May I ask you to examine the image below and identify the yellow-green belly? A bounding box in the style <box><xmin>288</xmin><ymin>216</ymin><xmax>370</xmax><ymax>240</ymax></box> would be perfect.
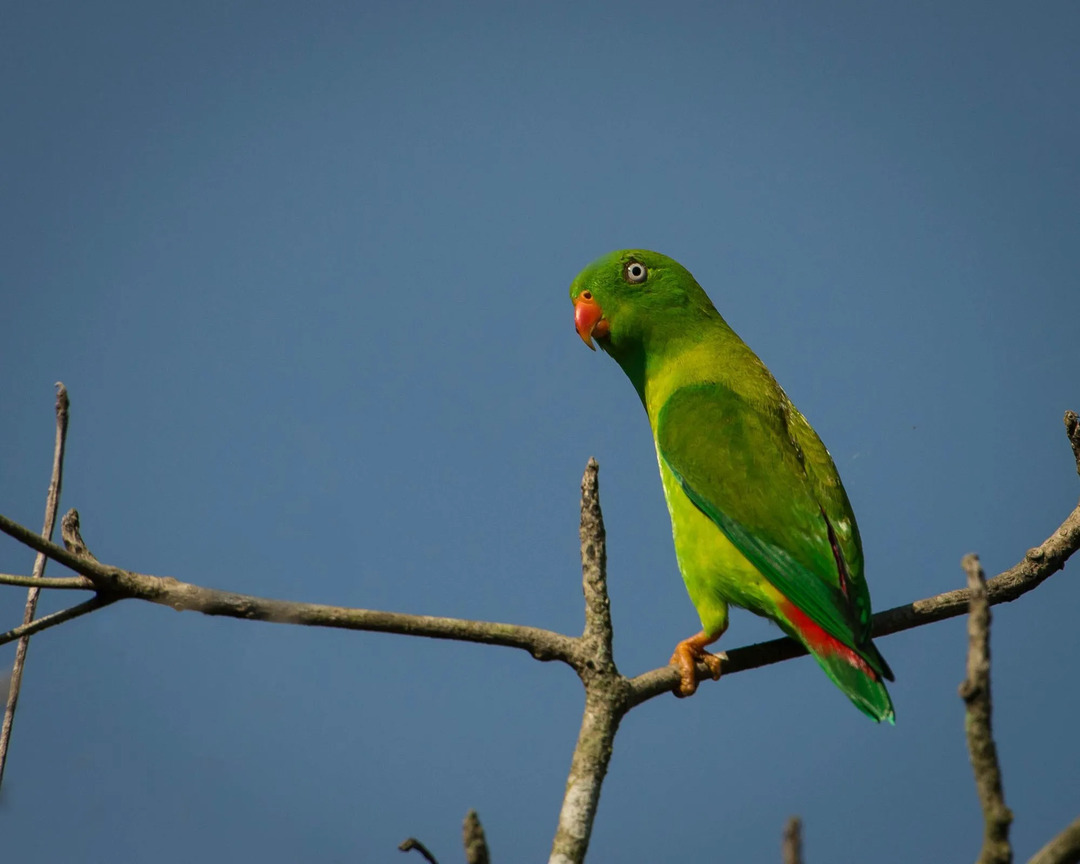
<box><xmin>656</xmin><ymin>450</ymin><xmax>785</xmax><ymax>637</ymax></box>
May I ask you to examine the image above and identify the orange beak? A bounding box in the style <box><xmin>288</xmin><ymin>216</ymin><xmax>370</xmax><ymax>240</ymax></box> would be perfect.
<box><xmin>573</xmin><ymin>293</ymin><xmax>608</xmax><ymax>350</ymax></box>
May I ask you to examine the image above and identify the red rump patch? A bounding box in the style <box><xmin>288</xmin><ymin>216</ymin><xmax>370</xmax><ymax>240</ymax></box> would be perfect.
<box><xmin>782</xmin><ymin>601</ymin><xmax>878</xmax><ymax>679</ymax></box>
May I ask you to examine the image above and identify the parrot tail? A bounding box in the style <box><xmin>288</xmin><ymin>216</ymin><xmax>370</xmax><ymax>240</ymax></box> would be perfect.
<box><xmin>782</xmin><ymin>601</ymin><xmax>896</xmax><ymax>724</ymax></box>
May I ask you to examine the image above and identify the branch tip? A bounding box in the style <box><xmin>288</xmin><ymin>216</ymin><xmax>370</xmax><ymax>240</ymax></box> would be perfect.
<box><xmin>579</xmin><ymin>458</ymin><xmax>614</xmax><ymax>674</ymax></box>
<box><xmin>1065</xmin><ymin>411</ymin><xmax>1080</xmax><ymax>477</ymax></box>
<box><xmin>782</xmin><ymin>816</ymin><xmax>803</xmax><ymax>864</ymax></box>
<box><xmin>463</xmin><ymin>809</ymin><xmax>490</xmax><ymax>864</ymax></box>
<box><xmin>398</xmin><ymin>838</ymin><xmax>439</xmax><ymax>864</ymax></box>
<box><xmin>61</xmin><ymin>509</ymin><xmax>97</xmax><ymax>561</ymax></box>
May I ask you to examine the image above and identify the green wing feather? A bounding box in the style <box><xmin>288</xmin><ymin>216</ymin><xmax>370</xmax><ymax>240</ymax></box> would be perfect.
<box><xmin>656</xmin><ymin>382</ymin><xmax>890</xmax><ymax>679</ymax></box>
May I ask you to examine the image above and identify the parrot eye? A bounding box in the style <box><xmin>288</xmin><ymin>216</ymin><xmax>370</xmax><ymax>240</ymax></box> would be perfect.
<box><xmin>623</xmin><ymin>261</ymin><xmax>648</xmax><ymax>284</ymax></box>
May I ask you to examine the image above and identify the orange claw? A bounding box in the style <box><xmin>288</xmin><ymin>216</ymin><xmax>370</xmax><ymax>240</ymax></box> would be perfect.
<box><xmin>669</xmin><ymin>630</ymin><xmax>726</xmax><ymax>698</ymax></box>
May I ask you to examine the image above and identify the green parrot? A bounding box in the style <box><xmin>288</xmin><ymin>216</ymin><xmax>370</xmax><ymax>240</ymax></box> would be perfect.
<box><xmin>570</xmin><ymin>249</ymin><xmax>894</xmax><ymax>722</ymax></box>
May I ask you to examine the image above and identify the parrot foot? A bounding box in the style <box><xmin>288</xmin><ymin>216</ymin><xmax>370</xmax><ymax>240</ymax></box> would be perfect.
<box><xmin>669</xmin><ymin>631</ymin><xmax>727</xmax><ymax>698</ymax></box>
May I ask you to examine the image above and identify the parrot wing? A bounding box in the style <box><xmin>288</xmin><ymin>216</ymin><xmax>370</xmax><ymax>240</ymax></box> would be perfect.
<box><xmin>656</xmin><ymin>381</ymin><xmax>890</xmax><ymax>679</ymax></box>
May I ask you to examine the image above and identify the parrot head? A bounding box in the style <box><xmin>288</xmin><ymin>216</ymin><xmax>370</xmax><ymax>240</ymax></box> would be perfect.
<box><xmin>569</xmin><ymin>250</ymin><xmax>719</xmax><ymax>360</ymax></box>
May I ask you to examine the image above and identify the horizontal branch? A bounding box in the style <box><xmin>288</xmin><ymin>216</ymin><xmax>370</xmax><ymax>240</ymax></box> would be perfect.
<box><xmin>627</xmin><ymin>499</ymin><xmax>1080</xmax><ymax>706</ymax></box>
<box><xmin>3</xmin><ymin>453</ymin><xmax>1078</xmax><ymax>709</ymax></box>
<box><xmin>0</xmin><ymin>511</ymin><xmax>579</xmax><ymax>666</ymax></box>
<box><xmin>0</xmin><ymin>573</ymin><xmax>95</xmax><ymax>590</ymax></box>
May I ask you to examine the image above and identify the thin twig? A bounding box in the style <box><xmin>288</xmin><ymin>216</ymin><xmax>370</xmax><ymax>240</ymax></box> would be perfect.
<box><xmin>960</xmin><ymin>554</ymin><xmax>1012</xmax><ymax>864</ymax></box>
<box><xmin>0</xmin><ymin>595</ymin><xmax>118</xmax><ymax>647</ymax></box>
<box><xmin>1028</xmin><ymin>814</ymin><xmax>1080</xmax><ymax>864</ymax></box>
<box><xmin>398</xmin><ymin>838</ymin><xmax>439</xmax><ymax>864</ymax></box>
<box><xmin>0</xmin><ymin>383</ymin><xmax>69</xmax><ymax>789</ymax></box>
<box><xmin>463</xmin><ymin>809</ymin><xmax>490</xmax><ymax>864</ymax></box>
<box><xmin>782</xmin><ymin>816</ymin><xmax>803</xmax><ymax>864</ymax></box>
<box><xmin>0</xmin><ymin>573</ymin><xmax>94</xmax><ymax>590</ymax></box>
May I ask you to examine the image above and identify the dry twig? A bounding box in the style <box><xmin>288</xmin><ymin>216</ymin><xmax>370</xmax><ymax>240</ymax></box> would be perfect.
<box><xmin>399</xmin><ymin>838</ymin><xmax>440</xmax><ymax>864</ymax></box>
<box><xmin>0</xmin><ymin>595</ymin><xmax>117</xmax><ymax>647</ymax></box>
<box><xmin>960</xmin><ymin>554</ymin><xmax>1012</xmax><ymax>864</ymax></box>
<box><xmin>782</xmin><ymin>816</ymin><xmax>803</xmax><ymax>864</ymax></box>
<box><xmin>463</xmin><ymin>809</ymin><xmax>490</xmax><ymax>864</ymax></box>
<box><xmin>0</xmin><ymin>383</ymin><xmax>69</xmax><ymax>788</ymax></box>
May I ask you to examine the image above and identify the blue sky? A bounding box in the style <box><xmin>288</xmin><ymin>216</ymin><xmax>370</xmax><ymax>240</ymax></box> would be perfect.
<box><xmin>2</xmin><ymin>2</ymin><xmax>1078</xmax><ymax>861</ymax></box>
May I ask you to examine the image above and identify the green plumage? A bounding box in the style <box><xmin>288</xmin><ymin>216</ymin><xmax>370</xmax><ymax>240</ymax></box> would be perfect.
<box><xmin>570</xmin><ymin>249</ymin><xmax>894</xmax><ymax>722</ymax></box>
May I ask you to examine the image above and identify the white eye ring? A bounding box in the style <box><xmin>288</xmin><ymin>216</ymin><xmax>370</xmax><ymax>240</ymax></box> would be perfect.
<box><xmin>624</xmin><ymin>261</ymin><xmax>648</xmax><ymax>284</ymax></box>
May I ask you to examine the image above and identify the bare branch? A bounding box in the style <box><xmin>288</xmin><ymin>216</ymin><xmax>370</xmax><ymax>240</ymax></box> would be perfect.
<box><xmin>626</xmin><ymin>498</ymin><xmax>1080</xmax><ymax>707</ymax></box>
<box><xmin>398</xmin><ymin>838</ymin><xmax>440</xmax><ymax>864</ymax></box>
<box><xmin>463</xmin><ymin>810</ymin><xmax>490</xmax><ymax>864</ymax></box>
<box><xmin>0</xmin><ymin>573</ymin><xmax>94</xmax><ymax>590</ymax></box>
<box><xmin>1065</xmin><ymin>411</ymin><xmax>1080</xmax><ymax>477</ymax></box>
<box><xmin>0</xmin><ymin>512</ymin><xmax>579</xmax><ymax>665</ymax></box>
<box><xmin>960</xmin><ymin>554</ymin><xmax>1012</xmax><ymax>864</ymax></box>
<box><xmin>1028</xmin><ymin>815</ymin><xmax>1080</xmax><ymax>864</ymax></box>
<box><xmin>0</xmin><ymin>596</ymin><xmax>118</xmax><ymax>647</ymax></box>
<box><xmin>782</xmin><ymin>816</ymin><xmax>803</xmax><ymax>864</ymax></box>
<box><xmin>579</xmin><ymin>458</ymin><xmax>615</xmax><ymax>677</ymax></box>
<box><xmin>549</xmin><ymin>462</ymin><xmax>628</xmax><ymax>864</ymax></box>
<box><xmin>0</xmin><ymin>382</ymin><xmax>70</xmax><ymax>788</ymax></box>
<box><xmin>61</xmin><ymin>509</ymin><xmax>97</xmax><ymax>561</ymax></box>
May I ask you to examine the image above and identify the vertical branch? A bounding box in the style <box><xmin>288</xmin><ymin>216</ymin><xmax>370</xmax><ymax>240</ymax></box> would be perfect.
<box><xmin>782</xmin><ymin>817</ymin><xmax>804</xmax><ymax>864</ymax></box>
<box><xmin>549</xmin><ymin>460</ymin><xmax>627</xmax><ymax>864</ymax></box>
<box><xmin>959</xmin><ymin>553</ymin><xmax>1012</xmax><ymax>864</ymax></box>
<box><xmin>549</xmin><ymin>689</ymin><xmax>624</xmax><ymax>864</ymax></box>
<box><xmin>1064</xmin><ymin>411</ymin><xmax>1080</xmax><ymax>477</ymax></box>
<box><xmin>0</xmin><ymin>383</ymin><xmax>70</xmax><ymax>788</ymax></box>
<box><xmin>578</xmin><ymin>458</ymin><xmax>613</xmax><ymax>672</ymax></box>
<box><xmin>463</xmin><ymin>809</ymin><xmax>490</xmax><ymax>864</ymax></box>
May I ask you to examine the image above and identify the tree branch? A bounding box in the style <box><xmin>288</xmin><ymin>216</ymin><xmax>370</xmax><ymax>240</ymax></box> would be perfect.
<box><xmin>782</xmin><ymin>816</ymin><xmax>803</xmax><ymax>864</ymax></box>
<box><xmin>1064</xmin><ymin>411</ymin><xmax>1080</xmax><ymax>477</ymax></box>
<box><xmin>1028</xmin><ymin>815</ymin><xmax>1080</xmax><ymax>864</ymax></box>
<box><xmin>0</xmin><ymin>382</ymin><xmax>69</xmax><ymax>789</ymax></box>
<box><xmin>60</xmin><ymin>508</ymin><xmax>97</xmax><ymax>561</ymax></box>
<box><xmin>549</xmin><ymin>461</ymin><xmax>629</xmax><ymax>864</ymax></box>
<box><xmin>960</xmin><ymin>554</ymin><xmax>1012</xmax><ymax>864</ymax></box>
<box><xmin>463</xmin><ymin>809</ymin><xmax>490</xmax><ymax>864</ymax></box>
<box><xmin>0</xmin><ymin>595</ymin><xmax>118</xmax><ymax>647</ymax></box>
<box><xmin>578</xmin><ymin>458</ymin><xmax>615</xmax><ymax>677</ymax></box>
<box><xmin>0</xmin><ymin>573</ymin><xmax>94</xmax><ymax>590</ymax></box>
<box><xmin>0</xmin><ymin>511</ymin><xmax>579</xmax><ymax>666</ymax></box>
<box><xmin>399</xmin><ymin>838</ymin><xmax>440</xmax><ymax>864</ymax></box>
